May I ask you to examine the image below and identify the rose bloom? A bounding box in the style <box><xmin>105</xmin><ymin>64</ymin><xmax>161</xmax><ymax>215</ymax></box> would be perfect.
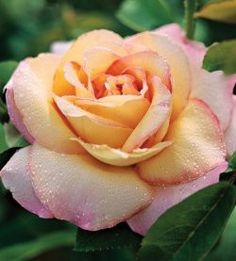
<box><xmin>1</xmin><ymin>24</ymin><xmax>236</xmax><ymax>235</ymax></box>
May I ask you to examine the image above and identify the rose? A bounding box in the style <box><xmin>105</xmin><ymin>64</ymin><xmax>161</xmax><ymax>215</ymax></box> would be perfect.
<box><xmin>1</xmin><ymin>24</ymin><xmax>235</xmax><ymax>235</ymax></box>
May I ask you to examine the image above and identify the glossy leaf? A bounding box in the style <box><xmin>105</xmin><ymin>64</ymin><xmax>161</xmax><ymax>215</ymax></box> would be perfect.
<box><xmin>205</xmin><ymin>208</ymin><xmax>236</xmax><ymax>260</ymax></box>
<box><xmin>138</xmin><ymin>182</ymin><xmax>236</xmax><ymax>261</ymax></box>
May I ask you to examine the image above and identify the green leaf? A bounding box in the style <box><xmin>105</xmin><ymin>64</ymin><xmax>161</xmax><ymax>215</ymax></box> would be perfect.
<box><xmin>3</xmin><ymin>123</ymin><xmax>28</xmax><ymax>148</ymax></box>
<box><xmin>0</xmin><ymin>61</ymin><xmax>18</xmax><ymax>93</ymax></box>
<box><xmin>228</xmin><ymin>151</ymin><xmax>236</xmax><ymax>171</ymax></box>
<box><xmin>75</xmin><ymin>223</ymin><xmax>142</xmax><ymax>252</ymax></box>
<box><xmin>203</xmin><ymin>39</ymin><xmax>236</xmax><ymax>74</ymax></box>
<box><xmin>116</xmin><ymin>0</ymin><xmax>181</xmax><ymax>32</ymax></box>
<box><xmin>205</xmin><ymin>207</ymin><xmax>236</xmax><ymax>260</ymax></box>
<box><xmin>184</xmin><ymin>0</ymin><xmax>198</xmax><ymax>39</ymax></box>
<box><xmin>0</xmin><ymin>230</ymin><xmax>75</xmax><ymax>261</ymax></box>
<box><xmin>138</xmin><ymin>182</ymin><xmax>236</xmax><ymax>261</ymax></box>
<box><xmin>0</xmin><ymin>124</ymin><xmax>8</xmax><ymax>152</ymax></box>
<box><xmin>0</xmin><ymin>147</ymin><xmax>20</xmax><ymax>170</ymax></box>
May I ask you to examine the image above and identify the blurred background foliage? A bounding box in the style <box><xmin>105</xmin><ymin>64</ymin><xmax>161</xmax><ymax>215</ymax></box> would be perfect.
<box><xmin>0</xmin><ymin>0</ymin><xmax>236</xmax><ymax>260</ymax></box>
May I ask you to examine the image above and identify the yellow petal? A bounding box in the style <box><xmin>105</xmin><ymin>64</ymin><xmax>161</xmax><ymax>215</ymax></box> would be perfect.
<box><xmin>71</xmin><ymin>95</ymin><xmax>150</xmax><ymax>128</ymax></box>
<box><xmin>122</xmin><ymin>76</ymin><xmax>172</xmax><ymax>152</ymax></box>
<box><xmin>64</xmin><ymin>62</ymin><xmax>93</xmax><ymax>98</ymax></box>
<box><xmin>126</xmin><ymin>32</ymin><xmax>191</xmax><ymax>118</ymax></box>
<box><xmin>55</xmin><ymin>96</ymin><xmax>133</xmax><ymax>148</ymax></box>
<box><xmin>12</xmin><ymin>54</ymin><xmax>83</xmax><ymax>154</ymax></box>
<box><xmin>138</xmin><ymin>99</ymin><xmax>226</xmax><ymax>185</ymax></box>
<box><xmin>73</xmin><ymin>138</ymin><xmax>172</xmax><ymax>166</ymax></box>
<box><xmin>53</xmin><ymin>30</ymin><xmax>127</xmax><ymax>96</ymax></box>
<box><xmin>107</xmin><ymin>51</ymin><xmax>170</xmax><ymax>89</ymax></box>
<box><xmin>82</xmin><ymin>47</ymin><xmax>120</xmax><ymax>80</ymax></box>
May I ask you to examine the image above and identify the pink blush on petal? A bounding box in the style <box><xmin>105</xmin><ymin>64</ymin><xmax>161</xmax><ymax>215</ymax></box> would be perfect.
<box><xmin>0</xmin><ymin>147</ymin><xmax>53</xmax><ymax>218</ymax></box>
<box><xmin>6</xmin><ymin>81</ymin><xmax>34</xmax><ymax>143</ymax></box>
<box><xmin>127</xmin><ymin>161</ymin><xmax>227</xmax><ymax>235</ymax></box>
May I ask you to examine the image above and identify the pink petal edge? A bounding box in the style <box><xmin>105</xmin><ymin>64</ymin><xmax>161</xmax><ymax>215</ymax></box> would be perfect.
<box><xmin>5</xmin><ymin>80</ymin><xmax>34</xmax><ymax>143</ymax></box>
<box><xmin>155</xmin><ymin>23</ymin><xmax>236</xmax><ymax>131</ymax></box>
<box><xmin>50</xmin><ymin>41</ymin><xmax>73</xmax><ymax>55</ymax></box>
<box><xmin>127</xmin><ymin>161</ymin><xmax>227</xmax><ymax>235</ymax></box>
<box><xmin>0</xmin><ymin>147</ymin><xmax>53</xmax><ymax>218</ymax></box>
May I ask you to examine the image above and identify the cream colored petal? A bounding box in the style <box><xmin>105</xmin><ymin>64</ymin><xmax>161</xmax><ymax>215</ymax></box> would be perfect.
<box><xmin>55</xmin><ymin>96</ymin><xmax>133</xmax><ymax>148</ymax></box>
<box><xmin>126</xmin><ymin>32</ymin><xmax>191</xmax><ymax>118</ymax></box>
<box><xmin>138</xmin><ymin>99</ymin><xmax>226</xmax><ymax>185</ymax></box>
<box><xmin>122</xmin><ymin>76</ymin><xmax>171</xmax><ymax>152</ymax></box>
<box><xmin>11</xmin><ymin>54</ymin><xmax>82</xmax><ymax>154</ymax></box>
<box><xmin>71</xmin><ymin>95</ymin><xmax>150</xmax><ymax>128</ymax></box>
<box><xmin>30</xmin><ymin>143</ymin><xmax>153</xmax><ymax>231</ymax></box>
<box><xmin>73</xmin><ymin>138</ymin><xmax>172</xmax><ymax>166</ymax></box>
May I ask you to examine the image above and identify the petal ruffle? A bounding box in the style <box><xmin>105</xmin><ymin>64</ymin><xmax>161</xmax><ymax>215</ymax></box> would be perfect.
<box><xmin>81</xmin><ymin>47</ymin><xmax>120</xmax><ymax>80</ymax></box>
<box><xmin>155</xmin><ymin>23</ymin><xmax>236</xmax><ymax>131</ymax></box>
<box><xmin>127</xmin><ymin>162</ymin><xmax>227</xmax><ymax>235</ymax></box>
<box><xmin>9</xmin><ymin>54</ymin><xmax>83</xmax><ymax>154</ymax></box>
<box><xmin>74</xmin><ymin>138</ymin><xmax>171</xmax><ymax>167</ymax></box>
<box><xmin>72</xmin><ymin>95</ymin><xmax>150</xmax><ymax>128</ymax></box>
<box><xmin>138</xmin><ymin>99</ymin><xmax>226</xmax><ymax>185</ymax></box>
<box><xmin>30</xmin><ymin>144</ymin><xmax>153</xmax><ymax>231</ymax></box>
<box><xmin>191</xmin><ymin>71</ymin><xmax>236</xmax><ymax>130</ymax></box>
<box><xmin>0</xmin><ymin>147</ymin><xmax>53</xmax><ymax>218</ymax></box>
<box><xmin>154</xmin><ymin>23</ymin><xmax>206</xmax><ymax>68</ymax></box>
<box><xmin>54</xmin><ymin>96</ymin><xmax>133</xmax><ymax>148</ymax></box>
<box><xmin>6</xmin><ymin>83</ymin><xmax>34</xmax><ymax>143</ymax></box>
<box><xmin>107</xmin><ymin>51</ymin><xmax>170</xmax><ymax>89</ymax></box>
<box><xmin>122</xmin><ymin>76</ymin><xmax>171</xmax><ymax>152</ymax></box>
<box><xmin>53</xmin><ymin>30</ymin><xmax>127</xmax><ymax>96</ymax></box>
<box><xmin>126</xmin><ymin>32</ymin><xmax>191</xmax><ymax>118</ymax></box>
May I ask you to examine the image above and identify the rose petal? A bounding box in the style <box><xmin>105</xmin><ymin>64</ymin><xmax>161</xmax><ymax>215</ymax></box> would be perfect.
<box><xmin>73</xmin><ymin>138</ymin><xmax>171</xmax><ymax>167</ymax></box>
<box><xmin>107</xmin><ymin>51</ymin><xmax>170</xmax><ymax>89</ymax></box>
<box><xmin>6</xmin><ymin>83</ymin><xmax>34</xmax><ymax>143</ymax></box>
<box><xmin>155</xmin><ymin>23</ymin><xmax>236</xmax><ymax>131</ymax></box>
<box><xmin>54</xmin><ymin>96</ymin><xmax>133</xmax><ymax>148</ymax></box>
<box><xmin>138</xmin><ymin>99</ymin><xmax>226</xmax><ymax>185</ymax></box>
<box><xmin>64</xmin><ymin>62</ymin><xmax>93</xmax><ymax>98</ymax></box>
<box><xmin>30</xmin><ymin>143</ymin><xmax>153</xmax><ymax>231</ymax></box>
<box><xmin>128</xmin><ymin>162</ymin><xmax>227</xmax><ymax>235</ymax></box>
<box><xmin>0</xmin><ymin>147</ymin><xmax>53</xmax><ymax>218</ymax></box>
<box><xmin>10</xmin><ymin>54</ymin><xmax>83</xmax><ymax>154</ymax></box>
<box><xmin>50</xmin><ymin>41</ymin><xmax>73</xmax><ymax>55</ymax></box>
<box><xmin>191</xmin><ymin>71</ymin><xmax>236</xmax><ymax>130</ymax></box>
<box><xmin>82</xmin><ymin>47</ymin><xmax>120</xmax><ymax>80</ymax></box>
<box><xmin>72</xmin><ymin>95</ymin><xmax>150</xmax><ymax>128</ymax></box>
<box><xmin>126</xmin><ymin>32</ymin><xmax>191</xmax><ymax>118</ymax></box>
<box><xmin>53</xmin><ymin>30</ymin><xmax>127</xmax><ymax>96</ymax></box>
<box><xmin>154</xmin><ymin>23</ymin><xmax>206</xmax><ymax>68</ymax></box>
<box><xmin>225</xmin><ymin>96</ymin><xmax>236</xmax><ymax>156</ymax></box>
<box><xmin>122</xmin><ymin>76</ymin><xmax>171</xmax><ymax>152</ymax></box>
